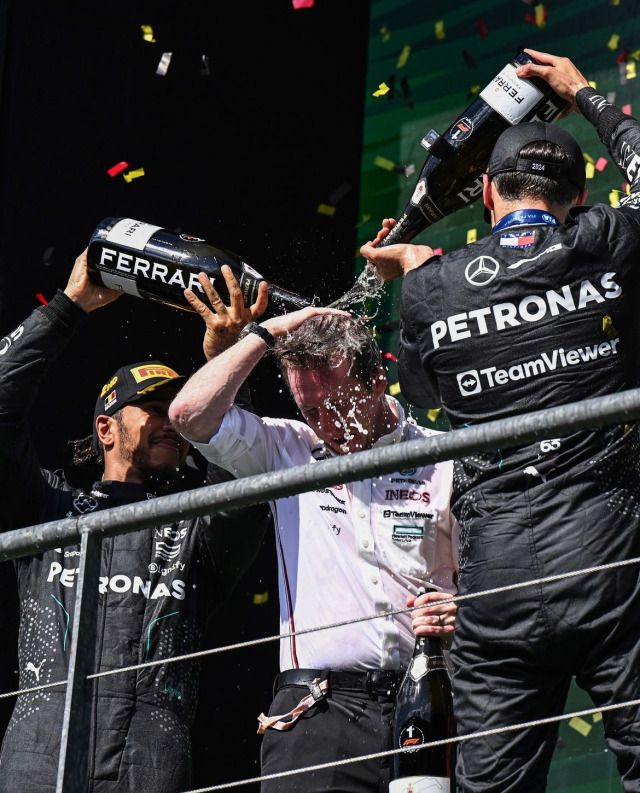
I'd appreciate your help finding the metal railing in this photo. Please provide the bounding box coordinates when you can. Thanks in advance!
[3,388,640,792]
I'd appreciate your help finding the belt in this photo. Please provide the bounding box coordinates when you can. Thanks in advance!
[275,668,400,697]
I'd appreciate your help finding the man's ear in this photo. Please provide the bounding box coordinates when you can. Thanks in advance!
[95,414,116,452]
[482,173,494,225]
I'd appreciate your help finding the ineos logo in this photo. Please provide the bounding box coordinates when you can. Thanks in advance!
[464,255,500,287]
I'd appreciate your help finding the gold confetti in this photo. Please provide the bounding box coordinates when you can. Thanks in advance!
[317,203,336,216]
[609,190,620,207]
[427,408,441,423]
[123,167,145,183]
[396,45,411,69]
[379,25,391,43]
[372,82,390,97]
[535,4,546,27]
[374,155,396,171]
[583,152,594,164]
[466,228,478,244]
[140,24,156,44]
[389,382,402,396]
[592,712,603,723]
[630,49,640,61]
[585,162,596,180]
[627,61,637,80]
[610,0,620,6]
[468,84,481,98]
[602,314,619,337]
[588,80,597,89]
[608,34,621,51]
[569,717,592,737]
[252,592,269,605]
[435,20,445,40]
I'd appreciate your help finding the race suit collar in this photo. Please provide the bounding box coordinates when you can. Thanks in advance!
[492,209,561,234]
[92,480,155,503]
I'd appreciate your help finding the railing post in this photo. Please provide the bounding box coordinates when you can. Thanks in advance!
[55,529,102,793]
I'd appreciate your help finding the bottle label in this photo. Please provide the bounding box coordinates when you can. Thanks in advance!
[480,62,544,125]
[389,776,450,792]
[98,270,142,297]
[410,179,427,206]
[105,218,163,251]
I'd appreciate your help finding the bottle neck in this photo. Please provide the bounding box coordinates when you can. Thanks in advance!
[415,634,444,657]
[267,284,313,312]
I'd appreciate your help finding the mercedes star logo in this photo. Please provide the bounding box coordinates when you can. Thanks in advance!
[465,255,500,287]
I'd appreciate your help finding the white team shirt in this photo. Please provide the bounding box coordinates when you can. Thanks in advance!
[191,398,458,672]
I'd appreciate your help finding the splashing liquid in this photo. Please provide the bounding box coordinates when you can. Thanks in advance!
[326,264,386,318]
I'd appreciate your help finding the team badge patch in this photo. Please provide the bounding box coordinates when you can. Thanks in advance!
[500,231,537,249]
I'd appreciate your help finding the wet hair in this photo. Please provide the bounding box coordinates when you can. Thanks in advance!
[492,141,581,207]
[272,314,382,385]
[69,411,126,468]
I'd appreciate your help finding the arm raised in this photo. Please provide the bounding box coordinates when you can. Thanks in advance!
[169,305,350,442]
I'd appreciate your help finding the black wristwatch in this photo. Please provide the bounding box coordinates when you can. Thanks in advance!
[238,322,276,349]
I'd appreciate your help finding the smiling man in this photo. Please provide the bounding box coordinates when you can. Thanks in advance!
[0,251,270,792]
[170,307,459,793]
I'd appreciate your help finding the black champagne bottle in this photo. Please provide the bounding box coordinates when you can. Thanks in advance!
[87,217,313,316]
[390,633,455,792]
[379,51,568,247]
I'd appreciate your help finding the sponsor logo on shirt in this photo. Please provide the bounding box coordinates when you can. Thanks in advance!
[392,525,425,543]
[430,273,621,349]
[464,256,500,287]
[47,563,186,600]
[384,489,431,503]
[456,337,620,397]
[500,231,536,249]
[154,525,188,561]
[318,504,347,515]
[0,325,24,356]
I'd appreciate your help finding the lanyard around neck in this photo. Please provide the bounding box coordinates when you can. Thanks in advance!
[492,209,560,234]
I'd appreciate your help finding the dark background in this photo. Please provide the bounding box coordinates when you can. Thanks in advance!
[0,1,370,788]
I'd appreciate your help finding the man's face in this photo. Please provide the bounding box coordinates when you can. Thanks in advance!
[112,390,189,480]
[286,359,387,455]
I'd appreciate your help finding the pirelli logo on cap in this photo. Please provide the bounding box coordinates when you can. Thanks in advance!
[130,364,179,384]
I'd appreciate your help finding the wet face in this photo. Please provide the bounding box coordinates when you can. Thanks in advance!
[112,391,189,482]
[286,359,391,455]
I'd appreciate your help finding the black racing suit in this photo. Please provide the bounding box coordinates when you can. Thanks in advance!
[0,291,270,793]
[399,88,640,792]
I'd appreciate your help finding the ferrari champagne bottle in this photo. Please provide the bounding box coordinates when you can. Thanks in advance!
[389,633,455,792]
[87,217,312,315]
[379,51,568,246]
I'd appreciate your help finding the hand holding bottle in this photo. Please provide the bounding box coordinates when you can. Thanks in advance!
[185,266,269,360]
[64,249,122,313]
[516,49,590,113]
[407,590,456,637]
[360,218,435,281]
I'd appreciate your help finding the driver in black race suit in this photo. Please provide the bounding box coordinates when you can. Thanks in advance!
[0,252,271,792]
[362,50,640,792]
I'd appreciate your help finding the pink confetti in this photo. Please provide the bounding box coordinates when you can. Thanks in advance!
[622,103,633,115]
[35,292,48,305]
[595,157,608,172]
[383,351,398,363]
[107,161,129,177]
[432,247,444,256]
[292,0,314,7]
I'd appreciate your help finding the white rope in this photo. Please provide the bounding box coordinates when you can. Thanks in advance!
[2,553,638,697]
[182,696,640,792]
[86,552,640,680]
[0,679,67,700]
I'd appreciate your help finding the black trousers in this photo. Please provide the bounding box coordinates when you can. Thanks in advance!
[451,456,640,793]
[260,670,396,793]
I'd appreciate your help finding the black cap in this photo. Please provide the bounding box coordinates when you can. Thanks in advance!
[487,121,586,191]
[92,361,185,450]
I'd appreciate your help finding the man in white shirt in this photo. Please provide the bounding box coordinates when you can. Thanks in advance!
[170,296,458,792]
